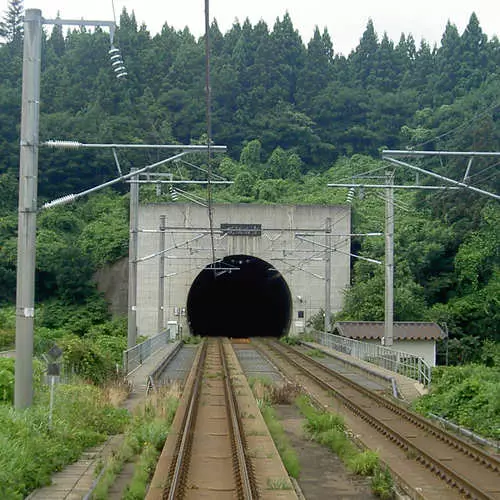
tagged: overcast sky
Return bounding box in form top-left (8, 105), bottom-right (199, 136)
top-left (2, 0), bottom-right (499, 55)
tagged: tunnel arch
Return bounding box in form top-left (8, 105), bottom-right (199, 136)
top-left (186, 255), bottom-right (292, 338)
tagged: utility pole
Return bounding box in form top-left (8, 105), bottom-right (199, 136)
top-left (324, 217), bottom-right (332, 333)
top-left (384, 170), bottom-right (394, 347)
top-left (14, 9), bottom-right (42, 409)
top-left (158, 215), bottom-right (166, 334)
top-left (127, 168), bottom-right (139, 348)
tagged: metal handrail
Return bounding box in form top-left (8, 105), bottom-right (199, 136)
top-left (312, 331), bottom-right (432, 386)
top-left (122, 329), bottom-right (170, 375)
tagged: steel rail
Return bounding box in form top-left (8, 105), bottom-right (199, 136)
top-left (263, 340), bottom-right (500, 500)
top-left (164, 339), bottom-right (256, 499)
top-left (219, 340), bottom-right (258, 499)
top-left (165, 341), bottom-right (207, 500)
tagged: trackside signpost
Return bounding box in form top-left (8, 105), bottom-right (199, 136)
top-left (43, 344), bottom-right (62, 429)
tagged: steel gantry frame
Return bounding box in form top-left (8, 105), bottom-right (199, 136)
top-left (326, 149), bottom-right (499, 349)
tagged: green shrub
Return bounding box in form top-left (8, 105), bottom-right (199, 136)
top-left (59, 336), bottom-right (117, 384)
top-left (413, 362), bottom-right (500, 439)
top-left (0, 306), bottom-right (15, 330)
top-left (0, 359), bottom-right (43, 404)
top-left (0, 358), bottom-right (14, 402)
top-left (0, 328), bottom-right (14, 350)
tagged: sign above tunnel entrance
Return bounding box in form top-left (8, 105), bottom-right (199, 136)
top-left (220, 223), bottom-right (262, 237)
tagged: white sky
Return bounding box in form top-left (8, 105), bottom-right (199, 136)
top-left (2, 0), bottom-right (499, 55)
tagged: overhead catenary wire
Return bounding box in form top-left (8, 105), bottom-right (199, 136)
top-left (204, 0), bottom-right (217, 269)
top-left (408, 98), bottom-right (500, 150)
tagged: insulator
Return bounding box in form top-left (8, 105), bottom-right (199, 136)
top-left (44, 140), bottom-right (82, 149)
top-left (109, 45), bottom-right (127, 80)
top-left (42, 193), bottom-right (76, 209)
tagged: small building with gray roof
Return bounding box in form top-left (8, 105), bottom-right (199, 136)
top-left (332, 321), bottom-right (446, 366)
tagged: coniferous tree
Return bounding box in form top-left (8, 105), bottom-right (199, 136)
top-left (434, 21), bottom-right (462, 100)
top-left (0, 0), bottom-right (23, 46)
top-left (296, 26), bottom-right (335, 109)
top-left (459, 13), bottom-right (488, 89)
top-left (349, 18), bottom-right (379, 87)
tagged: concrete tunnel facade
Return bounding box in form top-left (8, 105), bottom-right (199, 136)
top-left (136, 203), bottom-right (351, 338)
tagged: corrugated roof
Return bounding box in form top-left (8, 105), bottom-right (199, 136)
top-left (333, 322), bottom-right (445, 341)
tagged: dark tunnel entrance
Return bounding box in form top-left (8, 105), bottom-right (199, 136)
top-left (186, 255), bottom-right (292, 338)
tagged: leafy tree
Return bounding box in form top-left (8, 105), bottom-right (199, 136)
top-left (240, 139), bottom-right (262, 169)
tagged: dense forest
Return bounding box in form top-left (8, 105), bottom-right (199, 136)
top-left (0, 1), bottom-right (498, 363)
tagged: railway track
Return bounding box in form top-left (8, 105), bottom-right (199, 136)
top-left (147, 338), bottom-right (297, 499)
top-left (258, 339), bottom-right (500, 500)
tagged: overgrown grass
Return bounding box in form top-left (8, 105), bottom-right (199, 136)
top-left (280, 336), bottom-right (300, 346)
top-left (305, 348), bottom-right (325, 358)
top-left (249, 376), bottom-right (300, 405)
top-left (259, 404), bottom-right (300, 478)
top-left (182, 335), bottom-right (202, 345)
top-left (300, 333), bottom-right (317, 343)
top-left (0, 384), bottom-right (129, 499)
top-left (249, 377), bottom-right (300, 479)
top-left (92, 386), bottom-right (180, 499)
top-left (296, 395), bottom-right (394, 499)
top-left (267, 477), bottom-right (293, 490)
top-left (371, 466), bottom-right (395, 499)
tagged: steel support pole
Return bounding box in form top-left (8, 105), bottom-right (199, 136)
top-left (127, 168), bottom-right (139, 348)
top-left (14, 9), bottom-right (42, 409)
top-left (384, 171), bottom-right (394, 347)
top-left (158, 215), bottom-right (166, 334)
top-left (324, 217), bottom-right (332, 333)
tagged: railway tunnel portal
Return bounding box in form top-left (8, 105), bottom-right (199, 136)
top-left (187, 255), bottom-right (292, 338)
top-left (136, 203), bottom-right (351, 338)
